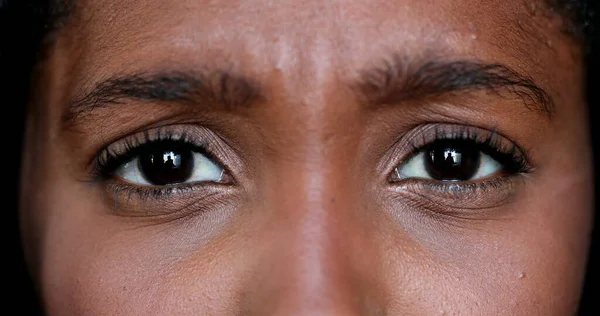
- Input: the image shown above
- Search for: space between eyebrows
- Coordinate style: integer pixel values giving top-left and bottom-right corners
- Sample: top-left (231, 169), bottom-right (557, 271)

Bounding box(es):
top-left (355, 57), bottom-right (555, 118)
top-left (62, 69), bottom-right (264, 126)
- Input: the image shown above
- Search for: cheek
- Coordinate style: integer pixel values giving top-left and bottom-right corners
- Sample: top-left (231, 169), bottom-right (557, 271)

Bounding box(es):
top-left (378, 190), bottom-right (591, 315)
top-left (376, 162), bottom-right (592, 314)
top-left (26, 178), bottom-right (251, 315)
top-left (32, 191), bottom-right (164, 314)
top-left (25, 173), bottom-right (593, 315)
top-left (37, 213), bottom-right (245, 315)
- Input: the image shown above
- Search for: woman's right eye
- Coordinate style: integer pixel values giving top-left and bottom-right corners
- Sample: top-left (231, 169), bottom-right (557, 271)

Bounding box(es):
top-left (113, 142), bottom-right (224, 186)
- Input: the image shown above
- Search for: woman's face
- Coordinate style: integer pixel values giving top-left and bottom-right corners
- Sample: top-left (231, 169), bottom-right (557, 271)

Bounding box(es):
top-left (20, 0), bottom-right (593, 314)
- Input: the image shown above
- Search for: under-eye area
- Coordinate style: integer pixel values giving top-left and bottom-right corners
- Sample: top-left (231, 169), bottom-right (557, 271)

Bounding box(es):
top-left (386, 124), bottom-right (532, 213)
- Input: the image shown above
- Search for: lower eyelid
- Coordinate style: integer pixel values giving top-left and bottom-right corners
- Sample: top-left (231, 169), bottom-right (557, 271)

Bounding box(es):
top-left (388, 175), bottom-right (522, 212)
top-left (99, 179), bottom-right (236, 217)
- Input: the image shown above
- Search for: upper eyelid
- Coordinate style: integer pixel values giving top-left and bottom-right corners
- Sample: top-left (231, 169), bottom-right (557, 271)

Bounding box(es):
top-left (406, 125), bottom-right (524, 157)
top-left (95, 138), bottom-right (212, 175)
top-left (89, 125), bottom-right (242, 181)
top-left (97, 133), bottom-right (207, 165)
top-left (378, 123), bottom-right (532, 180)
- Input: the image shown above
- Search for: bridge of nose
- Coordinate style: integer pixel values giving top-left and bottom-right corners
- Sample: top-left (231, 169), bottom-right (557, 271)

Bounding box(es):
top-left (233, 53), bottom-right (394, 313)
top-left (240, 141), bottom-right (389, 314)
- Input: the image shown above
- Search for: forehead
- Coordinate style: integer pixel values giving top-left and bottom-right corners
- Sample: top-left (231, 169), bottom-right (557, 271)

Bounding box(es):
top-left (56, 0), bottom-right (572, 98)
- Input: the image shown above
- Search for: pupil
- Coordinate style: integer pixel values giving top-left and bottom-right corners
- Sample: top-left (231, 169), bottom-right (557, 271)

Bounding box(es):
top-left (424, 140), bottom-right (480, 181)
top-left (138, 144), bottom-right (194, 185)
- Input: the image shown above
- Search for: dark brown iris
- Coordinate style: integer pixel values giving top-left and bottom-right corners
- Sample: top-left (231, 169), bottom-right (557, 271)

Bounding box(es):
top-left (138, 144), bottom-right (194, 185)
top-left (424, 140), bottom-right (481, 181)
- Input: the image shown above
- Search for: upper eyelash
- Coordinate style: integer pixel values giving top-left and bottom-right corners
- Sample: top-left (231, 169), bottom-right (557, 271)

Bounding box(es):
top-left (427, 138), bottom-right (530, 174)
top-left (403, 125), bottom-right (533, 174)
top-left (91, 131), bottom-right (211, 181)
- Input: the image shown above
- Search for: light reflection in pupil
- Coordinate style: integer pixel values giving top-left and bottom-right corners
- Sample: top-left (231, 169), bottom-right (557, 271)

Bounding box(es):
top-left (162, 152), bottom-right (180, 169)
top-left (445, 150), bottom-right (462, 166)
top-left (140, 147), bottom-right (194, 185)
top-left (425, 142), bottom-right (480, 181)
top-left (430, 150), bottom-right (464, 166)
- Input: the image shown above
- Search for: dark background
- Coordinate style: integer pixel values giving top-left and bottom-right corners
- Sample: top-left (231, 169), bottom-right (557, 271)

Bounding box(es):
top-left (2, 1), bottom-right (598, 314)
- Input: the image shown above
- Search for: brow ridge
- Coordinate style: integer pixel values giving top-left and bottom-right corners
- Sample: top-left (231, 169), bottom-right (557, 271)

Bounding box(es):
top-left (357, 57), bottom-right (555, 117)
top-left (64, 70), bottom-right (262, 124)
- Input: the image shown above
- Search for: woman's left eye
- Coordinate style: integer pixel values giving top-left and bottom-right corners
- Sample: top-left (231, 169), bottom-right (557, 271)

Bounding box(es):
top-left (114, 143), bottom-right (223, 186)
top-left (394, 139), bottom-right (503, 182)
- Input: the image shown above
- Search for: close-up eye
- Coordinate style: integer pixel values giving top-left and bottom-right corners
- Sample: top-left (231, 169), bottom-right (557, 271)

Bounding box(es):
top-left (94, 131), bottom-right (229, 191)
top-left (394, 139), bottom-right (501, 182)
top-left (114, 141), bottom-right (224, 186)
top-left (392, 135), bottom-right (529, 183)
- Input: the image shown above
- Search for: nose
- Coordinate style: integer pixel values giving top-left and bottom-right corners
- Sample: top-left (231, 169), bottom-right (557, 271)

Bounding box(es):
top-left (243, 159), bottom-right (384, 315)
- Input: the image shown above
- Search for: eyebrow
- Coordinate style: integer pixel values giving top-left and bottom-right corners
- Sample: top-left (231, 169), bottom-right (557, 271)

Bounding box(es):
top-left (356, 58), bottom-right (555, 117)
top-left (64, 58), bottom-right (554, 125)
top-left (64, 70), bottom-right (262, 123)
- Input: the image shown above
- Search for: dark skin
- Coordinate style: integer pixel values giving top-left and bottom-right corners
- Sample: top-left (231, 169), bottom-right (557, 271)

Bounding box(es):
top-left (20, 0), bottom-right (592, 314)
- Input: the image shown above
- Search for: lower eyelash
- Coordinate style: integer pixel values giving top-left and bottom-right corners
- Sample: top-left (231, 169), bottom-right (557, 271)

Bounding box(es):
top-left (101, 180), bottom-right (233, 217)
top-left (391, 177), bottom-right (521, 218)
top-left (407, 175), bottom-right (519, 195)
top-left (106, 180), bottom-right (209, 199)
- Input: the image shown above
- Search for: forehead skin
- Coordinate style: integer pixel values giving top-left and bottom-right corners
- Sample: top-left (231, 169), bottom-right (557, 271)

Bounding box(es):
top-left (21, 0), bottom-right (592, 315)
top-left (61, 0), bottom-right (569, 102)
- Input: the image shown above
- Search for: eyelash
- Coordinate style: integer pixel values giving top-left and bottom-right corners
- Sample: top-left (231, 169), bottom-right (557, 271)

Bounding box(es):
top-left (91, 131), bottom-right (222, 198)
top-left (91, 124), bottom-right (531, 202)
top-left (392, 125), bottom-right (533, 184)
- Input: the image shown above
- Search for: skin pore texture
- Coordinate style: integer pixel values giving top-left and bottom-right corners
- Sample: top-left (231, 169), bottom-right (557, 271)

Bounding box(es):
top-left (20, 0), bottom-right (593, 315)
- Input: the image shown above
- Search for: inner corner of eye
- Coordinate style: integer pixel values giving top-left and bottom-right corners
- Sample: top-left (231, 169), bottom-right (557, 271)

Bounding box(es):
top-left (390, 167), bottom-right (405, 182)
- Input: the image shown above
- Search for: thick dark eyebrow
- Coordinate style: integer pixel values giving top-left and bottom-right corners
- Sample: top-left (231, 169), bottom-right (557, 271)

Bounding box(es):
top-left (63, 70), bottom-right (262, 124)
top-left (356, 58), bottom-right (555, 117)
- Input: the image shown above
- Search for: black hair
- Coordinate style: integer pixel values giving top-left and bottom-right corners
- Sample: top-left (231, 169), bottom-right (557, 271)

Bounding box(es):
top-left (549, 0), bottom-right (596, 36)
top-left (2, 0), bottom-right (599, 314)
